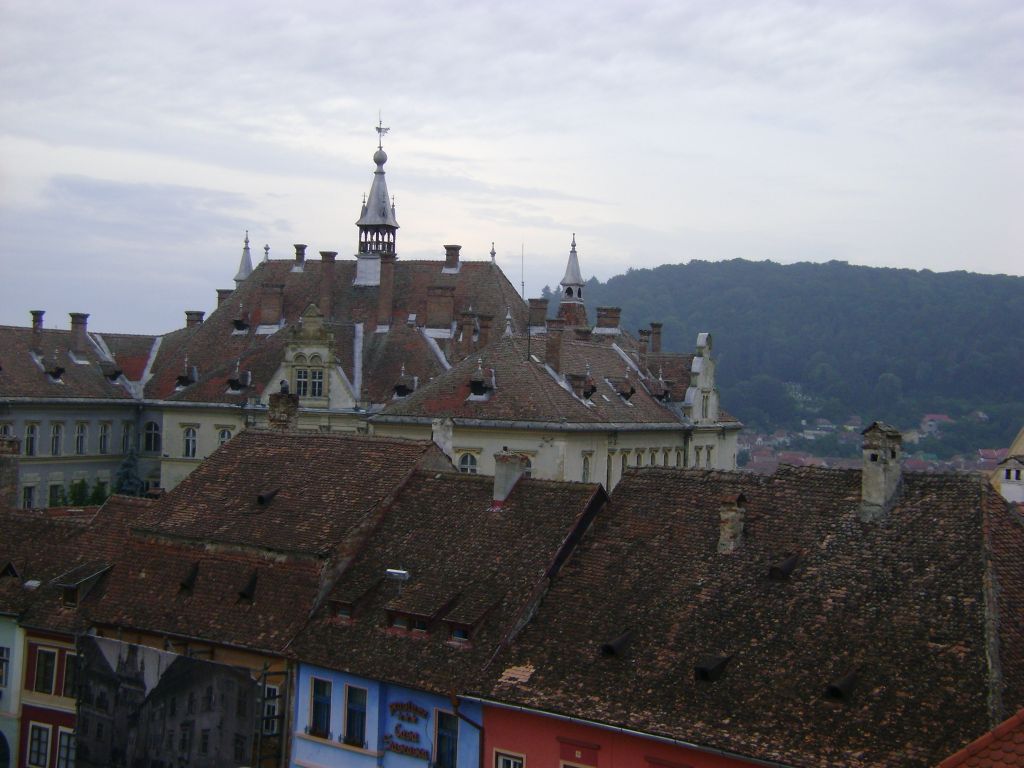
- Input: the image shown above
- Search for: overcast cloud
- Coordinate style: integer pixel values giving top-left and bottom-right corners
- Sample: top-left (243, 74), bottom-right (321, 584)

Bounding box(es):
top-left (0, 0), bottom-right (1020, 334)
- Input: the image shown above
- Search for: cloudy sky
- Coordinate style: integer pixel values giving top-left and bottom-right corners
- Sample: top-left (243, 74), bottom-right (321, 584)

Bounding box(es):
top-left (1, 1), bottom-right (1020, 334)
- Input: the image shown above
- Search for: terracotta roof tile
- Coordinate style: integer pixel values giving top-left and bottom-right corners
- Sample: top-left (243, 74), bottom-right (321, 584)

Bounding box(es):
top-left (939, 709), bottom-right (1024, 767)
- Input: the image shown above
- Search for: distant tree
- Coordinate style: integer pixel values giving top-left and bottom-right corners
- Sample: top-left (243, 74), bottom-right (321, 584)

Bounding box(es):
top-left (114, 446), bottom-right (145, 496)
top-left (89, 480), bottom-right (110, 505)
top-left (68, 478), bottom-right (90, 505)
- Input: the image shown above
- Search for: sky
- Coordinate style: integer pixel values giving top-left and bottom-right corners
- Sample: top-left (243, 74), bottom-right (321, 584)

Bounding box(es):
top-left (0, 1), bottom-right (1021, 335)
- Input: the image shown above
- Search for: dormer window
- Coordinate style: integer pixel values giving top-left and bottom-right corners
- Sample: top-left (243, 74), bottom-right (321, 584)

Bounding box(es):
top-left (458, 453), bottom-right (478, 474)
top-left (293, 354), bottom-right (326, 398)
top-left (330, 600), bottom-right (353, 620)
top-left (449, 625), bottom-right (471, 643)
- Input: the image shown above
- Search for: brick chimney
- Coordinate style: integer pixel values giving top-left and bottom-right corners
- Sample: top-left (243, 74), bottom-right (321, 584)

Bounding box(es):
top-left (69, 313), bottom-right (89, 356)
top-left (650, 322), bottom-right (663, 354)
top-left (0, 436), bottom-right (20, 509)
top-left (458, 311), bottom-right (476, 356)
top-left (718, 493), bottom-right (746, 554)
top-left (443, 244), bottom-right (461, 272)
top-left (268, 390), bottom-right (300, 430)
top-left (478, 314), bottom-right (494, 348)
top-left (216, 288), bottom-right (234, 307)
top-left (292, 244), bottom-right (306, 271)
top-left (528, 298), bottom-right (549, 329)
top-left (30, 310), bottom-right (44, 352)
top-left (638, 328), bottom-right (650, 369)
top-left (426, 286), bottom-right (455, 329)
top-left (859, 422), bottom-right (903, 522)
top-left (596, 307), bottom-right (621, 331)
top-left (377, 251), bottom-right (396, 329)
top-left (545, 318), bottom-right (565, 374)
top-left (319, 251), bottom-right (337, 319)
top-left (493, 451), bottom-right (529, 509)
top-left (185, 311), bottom-right (205, 328)
top-left (574, 327), bottom-right (593, 342)
top-left (259, 284), bottom-right (285, 326)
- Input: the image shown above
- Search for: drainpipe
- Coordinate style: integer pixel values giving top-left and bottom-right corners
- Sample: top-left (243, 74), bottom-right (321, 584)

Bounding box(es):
top-left (450, 693), bottom-right (485, 768)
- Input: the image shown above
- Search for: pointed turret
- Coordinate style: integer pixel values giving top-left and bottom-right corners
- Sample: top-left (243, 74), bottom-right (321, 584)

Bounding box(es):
top-left (558, 234), bottom-right (588, 327)
top-left (234, 231), bottom-right (253, 284)
top-left (355, 119), bottom-right (399, 287)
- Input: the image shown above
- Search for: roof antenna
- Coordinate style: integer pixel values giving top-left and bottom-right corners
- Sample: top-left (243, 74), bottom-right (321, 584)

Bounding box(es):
top-left (376, 111), bottom-right (390, 150)
top-left (520, 243), bottom-right (525, 299)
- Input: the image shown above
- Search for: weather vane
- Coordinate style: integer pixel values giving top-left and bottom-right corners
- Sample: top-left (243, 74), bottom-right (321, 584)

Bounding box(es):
top-left (376, 111), bottom-right (390, 149)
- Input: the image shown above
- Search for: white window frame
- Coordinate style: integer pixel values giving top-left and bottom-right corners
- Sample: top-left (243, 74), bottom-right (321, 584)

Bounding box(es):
top-left (50, 422), bottom-right (64, 456)
top-left (25, 423), bottom-right (38, 456)
top-left (495, 751), bottom-right (525, 768)
top-left (98, 422), bottom-right (110, 454)
top-left (56, 726), bottom-right (76, 768)
top-left (458, 453), bottom-right (478, 475)
top-left (183, 427), bottom-right (197, 458)
top-left (28, 722), bottom-right (52, 768)
top-left (263, 683), bottom-right (280, 736)
top-left (74, 423), bottom-right (88, 455)
top-left (218, 428), bottom-right (233, 446)
top-left (0, 645), bottom-right (9, 687)
top-left (34, 647), bottom-right (57, 694)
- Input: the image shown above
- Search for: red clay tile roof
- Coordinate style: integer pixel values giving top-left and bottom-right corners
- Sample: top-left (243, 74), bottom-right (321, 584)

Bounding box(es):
top-left (481, 465), bottom-right (1024, 768)
top-left (134, 429), bottom-right (453, 556)
top-left (939, 709), bottom-right (1024, 767)
top-left (289, 470), bottom-right (605, 693)
top-left (97, 332), bottom-right (158, 382)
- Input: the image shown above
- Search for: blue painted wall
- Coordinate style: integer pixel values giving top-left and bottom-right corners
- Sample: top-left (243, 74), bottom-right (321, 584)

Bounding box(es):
top-left (291, 663), bottom-right (480, 768)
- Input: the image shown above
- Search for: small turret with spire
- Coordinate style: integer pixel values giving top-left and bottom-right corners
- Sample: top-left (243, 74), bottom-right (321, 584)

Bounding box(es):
top-left (354, 117), bottom-right (400, 287)
top-left (557, 234), bottom-right (589, 327)
top-left (234, 231), bottom-right (253, 284)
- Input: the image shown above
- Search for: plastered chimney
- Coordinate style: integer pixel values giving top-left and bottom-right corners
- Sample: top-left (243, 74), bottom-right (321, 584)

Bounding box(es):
top-left (478, 314), bottom-right (494, 348)
top-left (459, 311), bottom-right (476, 356)
top-left (319, 251), bottom-right (337, 319)
top-left (426, 286), bottom-right (455, 329)
top-left (638, 328), bottom-right (651, 369)
top-left (718, 493), bottom-right (746, 554)
top-left (859, 422), bottom-right (903, 522)
top-left (185, 311), bottom-right (205, 328)
top-left (493, 451), bottom-right (529, 508)
top-left (268, 389), bottom-right (300, 430)
top-left (293, 244), bottom-right (307, 271)
top-left (528, 298), bottom-right (549, 328)
top-left (69, 313), bottom-right (89, 356)
top-left (545, 318), bottom-right (565, 374)
top-left (431, 417), bottom-right (454, 460)
top-left (30, 310), bottom-right (44, 352)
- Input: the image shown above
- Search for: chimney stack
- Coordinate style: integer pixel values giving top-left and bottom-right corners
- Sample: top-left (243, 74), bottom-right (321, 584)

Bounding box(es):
top-left (30, 310), bottom-right (44, 352)
top-left (718, 493), bottom-right (746, 554)
top-left (650, 322), bottom-right (663, 354)
top-left (216, 288), bottom-right (234, 307)
top-left (443, 244), bottom-right (462, 272)
top-left (293, 243), bottom-right (307, 271)
top-left (859, 422), bottom-right (903, 522)
top-left (545, 318), bottom-right (565, 374)
top-left (459, 311), bottom-right (476, 356)
top-left (574, 327), bottom-right (593, 342)
top-left (69, 313), bottom-right (89, 356)
top-left (477, 314), bottom-right (494, 349)
top-left (377, 251), bottom-right (396, 329)
top-left (426, 286), bottom-right (456, 329)
top-left (0, 436), bottom-right (20, 509)
top-left (596, 307), bottom-right (621, 331)
top-left (268, 387), bottom-right (300, 430)
top-left (493, 451), bottom-right (529, 509)
top-left (319, 251), bottom-right (337, 319)
top-left (431, 417), bottom-right (455, 460)
top-left (638, 328), bottom-right (651, 369)
top-left (185, 311), bottom-right (205, 328)
top-left (259, 284), bottom-right (285, 326)
top-left (528, 298), bottom-right (549, 329)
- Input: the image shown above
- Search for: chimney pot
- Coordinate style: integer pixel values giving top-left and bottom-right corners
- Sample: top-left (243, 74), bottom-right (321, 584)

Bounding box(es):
top-left (293, 244), bottom-right (307, 264)
top-left (493, 451), bottom-right (529, 507)
top-left (859, 422), bottom-right (903, 522)
top-left (31, 310), bottom-right (44, 331)
top-left (185, 310), bottom-right (205, 328)
top-left (545, 318), bottom-right (565, 373)
top-left (443, 244), bottom-right (462, 270)
top-left (69, 312), bottom-right (89, 356)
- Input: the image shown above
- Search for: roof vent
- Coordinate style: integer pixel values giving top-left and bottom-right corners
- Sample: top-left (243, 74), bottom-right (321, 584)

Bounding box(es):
top-left (238, 570), bottom-right (258, 602)
top-left (469, 359), bottom-right (493, 398)
top-left (176, 366), bottom-right (198, 388)
top-left (694, 655), bottom-right (732, 682)
top-left (180, 562), bottom-right (199, 592)
top-left (600, 629), bottom-right (634, 657)
top-left (617, 369), bottom-right (636, 400)
top-left (256, 489), bottom-right (279, 506)
top-left (100, 361), bottom-right (123, 381)
top-left (233, 302), bottom-right (250, 331)
top-left (385, 568), bottom-right (410, 582)
top-left (228, 370), bottom-right (252, 391)
top-left (45, 350), bottom-right (65, 381)
top-left (825, 671), bottom-right (857, 702)
top-left (769, 554), bottom-right (799, 580)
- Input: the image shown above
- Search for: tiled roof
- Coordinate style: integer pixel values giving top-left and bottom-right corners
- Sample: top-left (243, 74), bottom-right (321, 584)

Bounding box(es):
top-left (0, 325), bottom-right (137, 400)
top-left (376, 333), bottom-right (691, 427)
top-left (939, 709), bottom-right (1024, 767)
top-left (134, 429), bottom-right (452, 556)
top-left (482, 465), bottom-right (1024, 768)
top-left (98, 332), bottom-right (158, 382)
top-left (289, 470), bottom-right (604, 693)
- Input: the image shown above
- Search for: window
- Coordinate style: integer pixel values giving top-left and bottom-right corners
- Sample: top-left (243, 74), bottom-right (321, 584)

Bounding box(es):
top-left (344, 685), bottom-right (367, 747)
top-left (676, 449), bottom-right (683, 468)
top-left (34, 648), bottom-right (56, 694)
top-left (62, 653), bottom-right (78, 698)
top-left (263, 684), bottom-right (280, 736)
top-left (203, 685), bottom-right (214, 712)
top-left (310, 368), bottom-right (324, 397)
top-left (98, 423), bottom-right (110, 454)
top-left (57, 728), bottom-right (75, 768)
top-left (183, 427), bottom-right (197, 458)
top-left (650, 448), bottom-right (658, 466)
top-left (0, 645), bottom-right (9, 687)
top-left (179, 723), bottom-right (192, 754)
top-left (22, 485), bottom-right (36, 509)
top-left (450, 625), bottom-right (470, 643)
top-left (1009, 469), bottom-right (1014, 480)
top-left (218, 428), bottom-right (232, 446)
top-left (295, 368), bottom-right (309, 397)
top-left (605, 455), bottom-right (612, 489)
top-left (24, 423), bottom-right (39, 456)
top-left (706, 445), bottom-right (714, 468)
top-left (496, 753), bottom-right (525, 768)
top-left (636, 450), bottom-right (644, 467)
top-left (75, 423), bottom-right (87, 455)
top-left (702, 392), bottom-right (710, 419)
top-left (121, 422), bottom-right (133, 453)
top-left (188, 691), bottom-right (196, 714)
top-left (28, 723), bottom-right (51, 767)
top-left (621, 452), bottom-right (627, 474)
top-left (50, 423), bottom-right (64, 456)
top-left (0, 422), bottom-right (10, 437)
top-left (200, 729), bottom-right (210, 755)
top-left (459, 453), bottom-right (477, 474)
top-left (143, 421), bottom-right (161, 453)
top-left (435, 710), bottom-right (458, 768)
top-left (581, 455), bottom-right (590, 483)
top-left (49, 484), bottom-right (65, 507)
top-left (521, 456), bottom-right (532, 478)
top-left (310, 678), bottom-right (331, 738)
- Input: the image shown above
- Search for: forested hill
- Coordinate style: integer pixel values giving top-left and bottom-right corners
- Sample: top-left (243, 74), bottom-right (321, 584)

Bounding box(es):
top-left (541, 259), bottom-right (1024, 446)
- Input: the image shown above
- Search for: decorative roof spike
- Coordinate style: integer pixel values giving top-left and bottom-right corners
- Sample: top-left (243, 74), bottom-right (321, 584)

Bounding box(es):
top-left (263, 244), bottom-right (269, 263)
top-left (560, 233), bottom-right (584, 288)
top-left (503, 307), bottom-right (514, 337)
top-left (234, 230), bottom-right (254, 284)
top-left (357, 119), bottom-right (399, 232)
top-left (490, 242), bottom-right (497, 262)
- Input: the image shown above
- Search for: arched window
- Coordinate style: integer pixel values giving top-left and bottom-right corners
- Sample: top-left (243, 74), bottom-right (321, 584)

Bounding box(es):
top-left (50, 423), bottom-right (64, 456)
top-left (218, 428), bottom-right (232, 446)
top-left (183, 427), bottom-right (197, 458)
top-left (99, 423), bottom-right (110, 455)
top-left (675, 449), bottom-right (682, 468)
top-left (621, 452), bottom-right (628, 475)
top-left (294, 354), bottom-right (309, 396)
top-left (459, 453), bottom-right (477, 475)
top-left (581, 455), bottom-right (590, 483)
top-left (122, 423), bottom-right (133, 454)
top-left (144, 422), bottom-right (161, 453)
top-left (650, 448), bottom-right (658, 466)
top-left (25, 424), bottom-right (38, 456)
top-left (309, 355), bottom-right (324, 397)
top-left (75, 423), bottom-right (88, 455)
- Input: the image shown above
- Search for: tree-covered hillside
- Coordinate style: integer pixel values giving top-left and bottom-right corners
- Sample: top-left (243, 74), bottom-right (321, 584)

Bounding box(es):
top-left (542, 260), bottom-right (1024, 449)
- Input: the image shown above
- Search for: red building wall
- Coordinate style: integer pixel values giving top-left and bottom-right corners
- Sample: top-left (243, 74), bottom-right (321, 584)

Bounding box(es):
top-left (483, 705), bottom-right (763, 768)
top-left (19, 705), bottom-right (75, 768)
